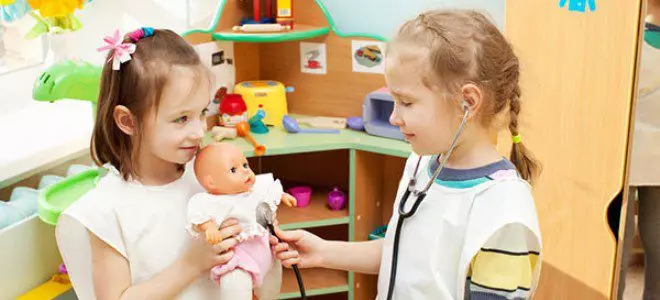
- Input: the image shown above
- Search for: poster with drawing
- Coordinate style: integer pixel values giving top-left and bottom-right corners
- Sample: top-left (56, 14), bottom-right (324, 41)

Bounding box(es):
top-left (194, 41), bottom-right (236, 115)
top-left (300, 42), bottom-right (327, 74)
top-left (352, 40), bottom-right (385, 74)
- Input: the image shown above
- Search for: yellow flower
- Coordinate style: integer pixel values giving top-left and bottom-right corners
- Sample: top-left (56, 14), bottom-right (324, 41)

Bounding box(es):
top-left (27, 0), bottom-right (83, 17)
top-left (0, 0), bottom-right (16, 5)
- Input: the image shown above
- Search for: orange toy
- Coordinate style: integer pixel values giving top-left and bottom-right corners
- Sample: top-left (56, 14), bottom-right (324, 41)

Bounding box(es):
top-left (236, 121), bottom-right (266, 156)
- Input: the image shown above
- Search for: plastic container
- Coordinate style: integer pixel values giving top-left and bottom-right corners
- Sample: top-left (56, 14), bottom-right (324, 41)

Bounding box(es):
top-left (327, 187), bottom-right (346, 211)
top-left (288, 186), bottom-right (312, 208)
top-left (38, 168), bottom-right (105, 225)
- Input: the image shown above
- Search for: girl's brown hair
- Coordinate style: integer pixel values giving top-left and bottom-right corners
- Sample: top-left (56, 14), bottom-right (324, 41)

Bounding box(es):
top-left (91, 29), bottom-right (209, 180)
top-left (392, 10), bottom-right (541, 184)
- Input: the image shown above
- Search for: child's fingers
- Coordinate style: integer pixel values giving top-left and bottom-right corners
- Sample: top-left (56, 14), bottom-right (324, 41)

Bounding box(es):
top-left (274, 227), bottom-right (304, 243)
top-left (214, 250), bottom-right (235, 265)
top-left (219, 218), bottom-right (239, 228)
top-left (218, 223), bottom-right (242, 241)
top-left (281, 257), bottom-right (301, 268)
top-left (272, 242), bottom-right (289, 253)
top-left (213, 236), bottom-right (238, 253)
top-left (269, 236), bottom-right (279, 245)
top-left (277, 249), bottom-right (299, 261)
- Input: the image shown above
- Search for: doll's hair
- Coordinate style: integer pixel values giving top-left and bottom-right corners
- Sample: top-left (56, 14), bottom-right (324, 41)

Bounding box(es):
top-left (91, 29), bottom-right (211, 180)
top-left (390, 10), bottom-right (541, 184)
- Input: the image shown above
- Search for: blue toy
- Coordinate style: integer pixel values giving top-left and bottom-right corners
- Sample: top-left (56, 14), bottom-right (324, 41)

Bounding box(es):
top-left (0, 164), bottom-right (92, 230)
top-left (362, 88), bottom-right (404, 140)
top-left (249, 109), bottom-right (269, 134)
top-left (0, 0), bottom-right (31, 23)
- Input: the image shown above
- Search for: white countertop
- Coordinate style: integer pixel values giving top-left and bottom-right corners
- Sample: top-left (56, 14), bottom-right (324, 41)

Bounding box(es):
top-left (0, 100), bottom-right (93, 190)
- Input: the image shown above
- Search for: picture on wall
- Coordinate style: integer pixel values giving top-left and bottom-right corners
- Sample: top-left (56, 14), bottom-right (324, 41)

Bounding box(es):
top-left (193, 41), bottom-right (236, 115)
top-left (351, 40), bottom-right (385, 74)
top-left (300, 42), bottom-right (327, 74)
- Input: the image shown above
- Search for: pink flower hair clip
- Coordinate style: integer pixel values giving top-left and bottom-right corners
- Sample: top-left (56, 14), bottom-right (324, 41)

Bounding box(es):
top-left (96, 27), bottom-right (154, 71)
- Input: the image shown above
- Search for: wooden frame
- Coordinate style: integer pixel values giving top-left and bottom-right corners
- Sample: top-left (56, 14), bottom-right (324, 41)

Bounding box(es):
top-left (501, 0), bottom-right (644, 299)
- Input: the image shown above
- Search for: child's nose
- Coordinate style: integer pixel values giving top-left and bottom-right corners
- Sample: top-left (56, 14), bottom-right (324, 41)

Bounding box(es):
top-left (190, 119), bottom-right (207, 139)
top-left (390, 109), bottom-right (403, 127)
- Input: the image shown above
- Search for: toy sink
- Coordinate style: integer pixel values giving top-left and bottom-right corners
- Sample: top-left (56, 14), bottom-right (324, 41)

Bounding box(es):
top-left (362, 88), bottom-right (404, 140)
top-left (38, 168), bottom-right (105, 226)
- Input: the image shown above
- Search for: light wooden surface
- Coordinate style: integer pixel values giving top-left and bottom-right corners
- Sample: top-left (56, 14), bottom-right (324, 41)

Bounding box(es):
top-left (277, 187), bottom-right (349, 228)
top-left (280, 268), bottom-right (348, 295)
top-left (259, 0), bottom-right (386, 117)
top-left (351, 151), bottom-right (405, 300)
top-left (254, 150), bottom-right (350, 190)
top-left (502, 0), bottom-right (644, 298)
top-left (203, 125), bottom-right (411, 159)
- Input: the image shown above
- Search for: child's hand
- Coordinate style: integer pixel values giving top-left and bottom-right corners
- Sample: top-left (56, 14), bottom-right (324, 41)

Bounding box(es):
top-left (182, 218), bottom-right (242, 273)
top-left (269, 226), bottom-right (326, 269)
top-left (281, 193), bottom-right (297, 207)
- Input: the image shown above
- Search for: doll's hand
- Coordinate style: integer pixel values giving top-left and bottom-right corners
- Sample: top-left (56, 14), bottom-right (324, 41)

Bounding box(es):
top-left (281, 193), bottom-right (297, 207)
top-left (205, 226), bottom-right (223, 245)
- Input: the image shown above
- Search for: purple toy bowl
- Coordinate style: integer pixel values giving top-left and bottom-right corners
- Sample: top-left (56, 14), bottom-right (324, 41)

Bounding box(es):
top-left (288, 186), bottom-right (312, 208)
top-left (327, 187), bottom-right (346, 211)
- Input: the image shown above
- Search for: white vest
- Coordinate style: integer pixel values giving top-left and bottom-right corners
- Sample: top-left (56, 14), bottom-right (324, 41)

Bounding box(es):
top-left (376, 154), bottom-right (542, 299)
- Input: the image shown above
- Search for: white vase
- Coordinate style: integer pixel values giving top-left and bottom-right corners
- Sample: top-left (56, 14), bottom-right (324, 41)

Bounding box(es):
top-left (45, 33), bottom-right (74, 65)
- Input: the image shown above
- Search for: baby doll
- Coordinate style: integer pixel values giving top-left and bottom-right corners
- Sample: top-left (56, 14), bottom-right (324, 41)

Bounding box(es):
top-left (188, 142), bottom-right (296, 300)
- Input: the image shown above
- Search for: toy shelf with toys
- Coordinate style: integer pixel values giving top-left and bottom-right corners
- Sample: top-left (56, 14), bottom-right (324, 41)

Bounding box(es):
top-left (183, 0), bottom-right (411, 297)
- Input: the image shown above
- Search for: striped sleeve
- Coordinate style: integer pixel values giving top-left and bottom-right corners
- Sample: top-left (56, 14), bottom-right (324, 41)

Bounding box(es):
top-left (465, 223), bottom-right (541, 300)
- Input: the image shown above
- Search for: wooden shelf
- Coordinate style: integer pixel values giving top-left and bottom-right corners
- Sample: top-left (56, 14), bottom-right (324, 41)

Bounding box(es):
top-left (212, 24), bottom-right (330, 43)
top-left (202, 120), bottom-right (412, 159)
top-left (278, 188), bottom-right (349, 230)
top-left (279, 268), bottom-right (349, 299)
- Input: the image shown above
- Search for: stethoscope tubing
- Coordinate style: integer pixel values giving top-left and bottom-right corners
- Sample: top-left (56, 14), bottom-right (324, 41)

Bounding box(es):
top-left (385, 107), bottom-right (469, 300)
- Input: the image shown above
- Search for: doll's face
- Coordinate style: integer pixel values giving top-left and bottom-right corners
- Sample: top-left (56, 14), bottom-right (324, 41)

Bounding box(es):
top-left (195, 143), bottom-right (255, 195)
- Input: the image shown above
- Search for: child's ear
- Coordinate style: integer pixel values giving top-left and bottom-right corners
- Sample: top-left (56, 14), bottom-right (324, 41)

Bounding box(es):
top-left (460, 83), bottom-right (483, 118)
top-left (114, 105), bottom-right (138, 136)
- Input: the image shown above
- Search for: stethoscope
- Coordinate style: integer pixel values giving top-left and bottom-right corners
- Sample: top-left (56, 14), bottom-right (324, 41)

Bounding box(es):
top-left (385, 102), bottom-right (470, 300)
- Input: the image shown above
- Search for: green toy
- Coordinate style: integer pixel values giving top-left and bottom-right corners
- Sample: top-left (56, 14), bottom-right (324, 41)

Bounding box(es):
top-left (37, 167), bottom-right (104, 225)
top-left (32, 59), bottom-right (102, 119)
top-left (33, 59), bottom-right (103, 225)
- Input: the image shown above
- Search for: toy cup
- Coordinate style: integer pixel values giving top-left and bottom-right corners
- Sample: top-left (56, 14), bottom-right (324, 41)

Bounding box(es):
top-left (288, 186), bottom-right (312, 208)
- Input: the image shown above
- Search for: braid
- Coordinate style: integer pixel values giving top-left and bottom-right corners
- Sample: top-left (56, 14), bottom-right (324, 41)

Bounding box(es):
top-left (508, 85), bottom-right (541, 184)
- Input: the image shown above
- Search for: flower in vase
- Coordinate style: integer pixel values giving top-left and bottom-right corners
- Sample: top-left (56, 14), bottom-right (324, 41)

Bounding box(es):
top-left (27, 0), bottom-right (83, 18)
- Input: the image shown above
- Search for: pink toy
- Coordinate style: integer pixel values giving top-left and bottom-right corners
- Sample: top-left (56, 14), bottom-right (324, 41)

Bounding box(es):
top-left (327, 187), bottom-right (346, 211)
top-left (288, 186), bottom-right (312, 208)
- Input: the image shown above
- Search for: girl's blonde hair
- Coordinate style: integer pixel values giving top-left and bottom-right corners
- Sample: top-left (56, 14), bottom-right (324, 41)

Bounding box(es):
top-left (392, 10), bottom-right (541, 183)
top-left (91, 29), bottom-right (210, 180)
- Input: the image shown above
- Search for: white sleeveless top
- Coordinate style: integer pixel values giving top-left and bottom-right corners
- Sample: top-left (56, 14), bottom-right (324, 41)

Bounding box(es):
top-left (56, 163), bottom-right (282, 300)
top-left (376, 154), bottom-right (542, 299)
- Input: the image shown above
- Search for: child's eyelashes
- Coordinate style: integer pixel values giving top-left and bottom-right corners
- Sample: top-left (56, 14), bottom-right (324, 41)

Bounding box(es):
top-left (174, 108), bottom-right (208, 124)
top-left (230, 167), bottom-right (237, 173)
top-left (174, 116), bottom-right (188, 124)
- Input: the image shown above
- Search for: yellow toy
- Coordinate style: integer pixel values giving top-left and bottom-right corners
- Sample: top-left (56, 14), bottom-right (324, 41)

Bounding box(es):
top-left (276, 0), bottom-right (293, 28)
top-left (18, 273), bottom-right (72, 299)
top-left (234, 81), bottom-right (289, 127)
